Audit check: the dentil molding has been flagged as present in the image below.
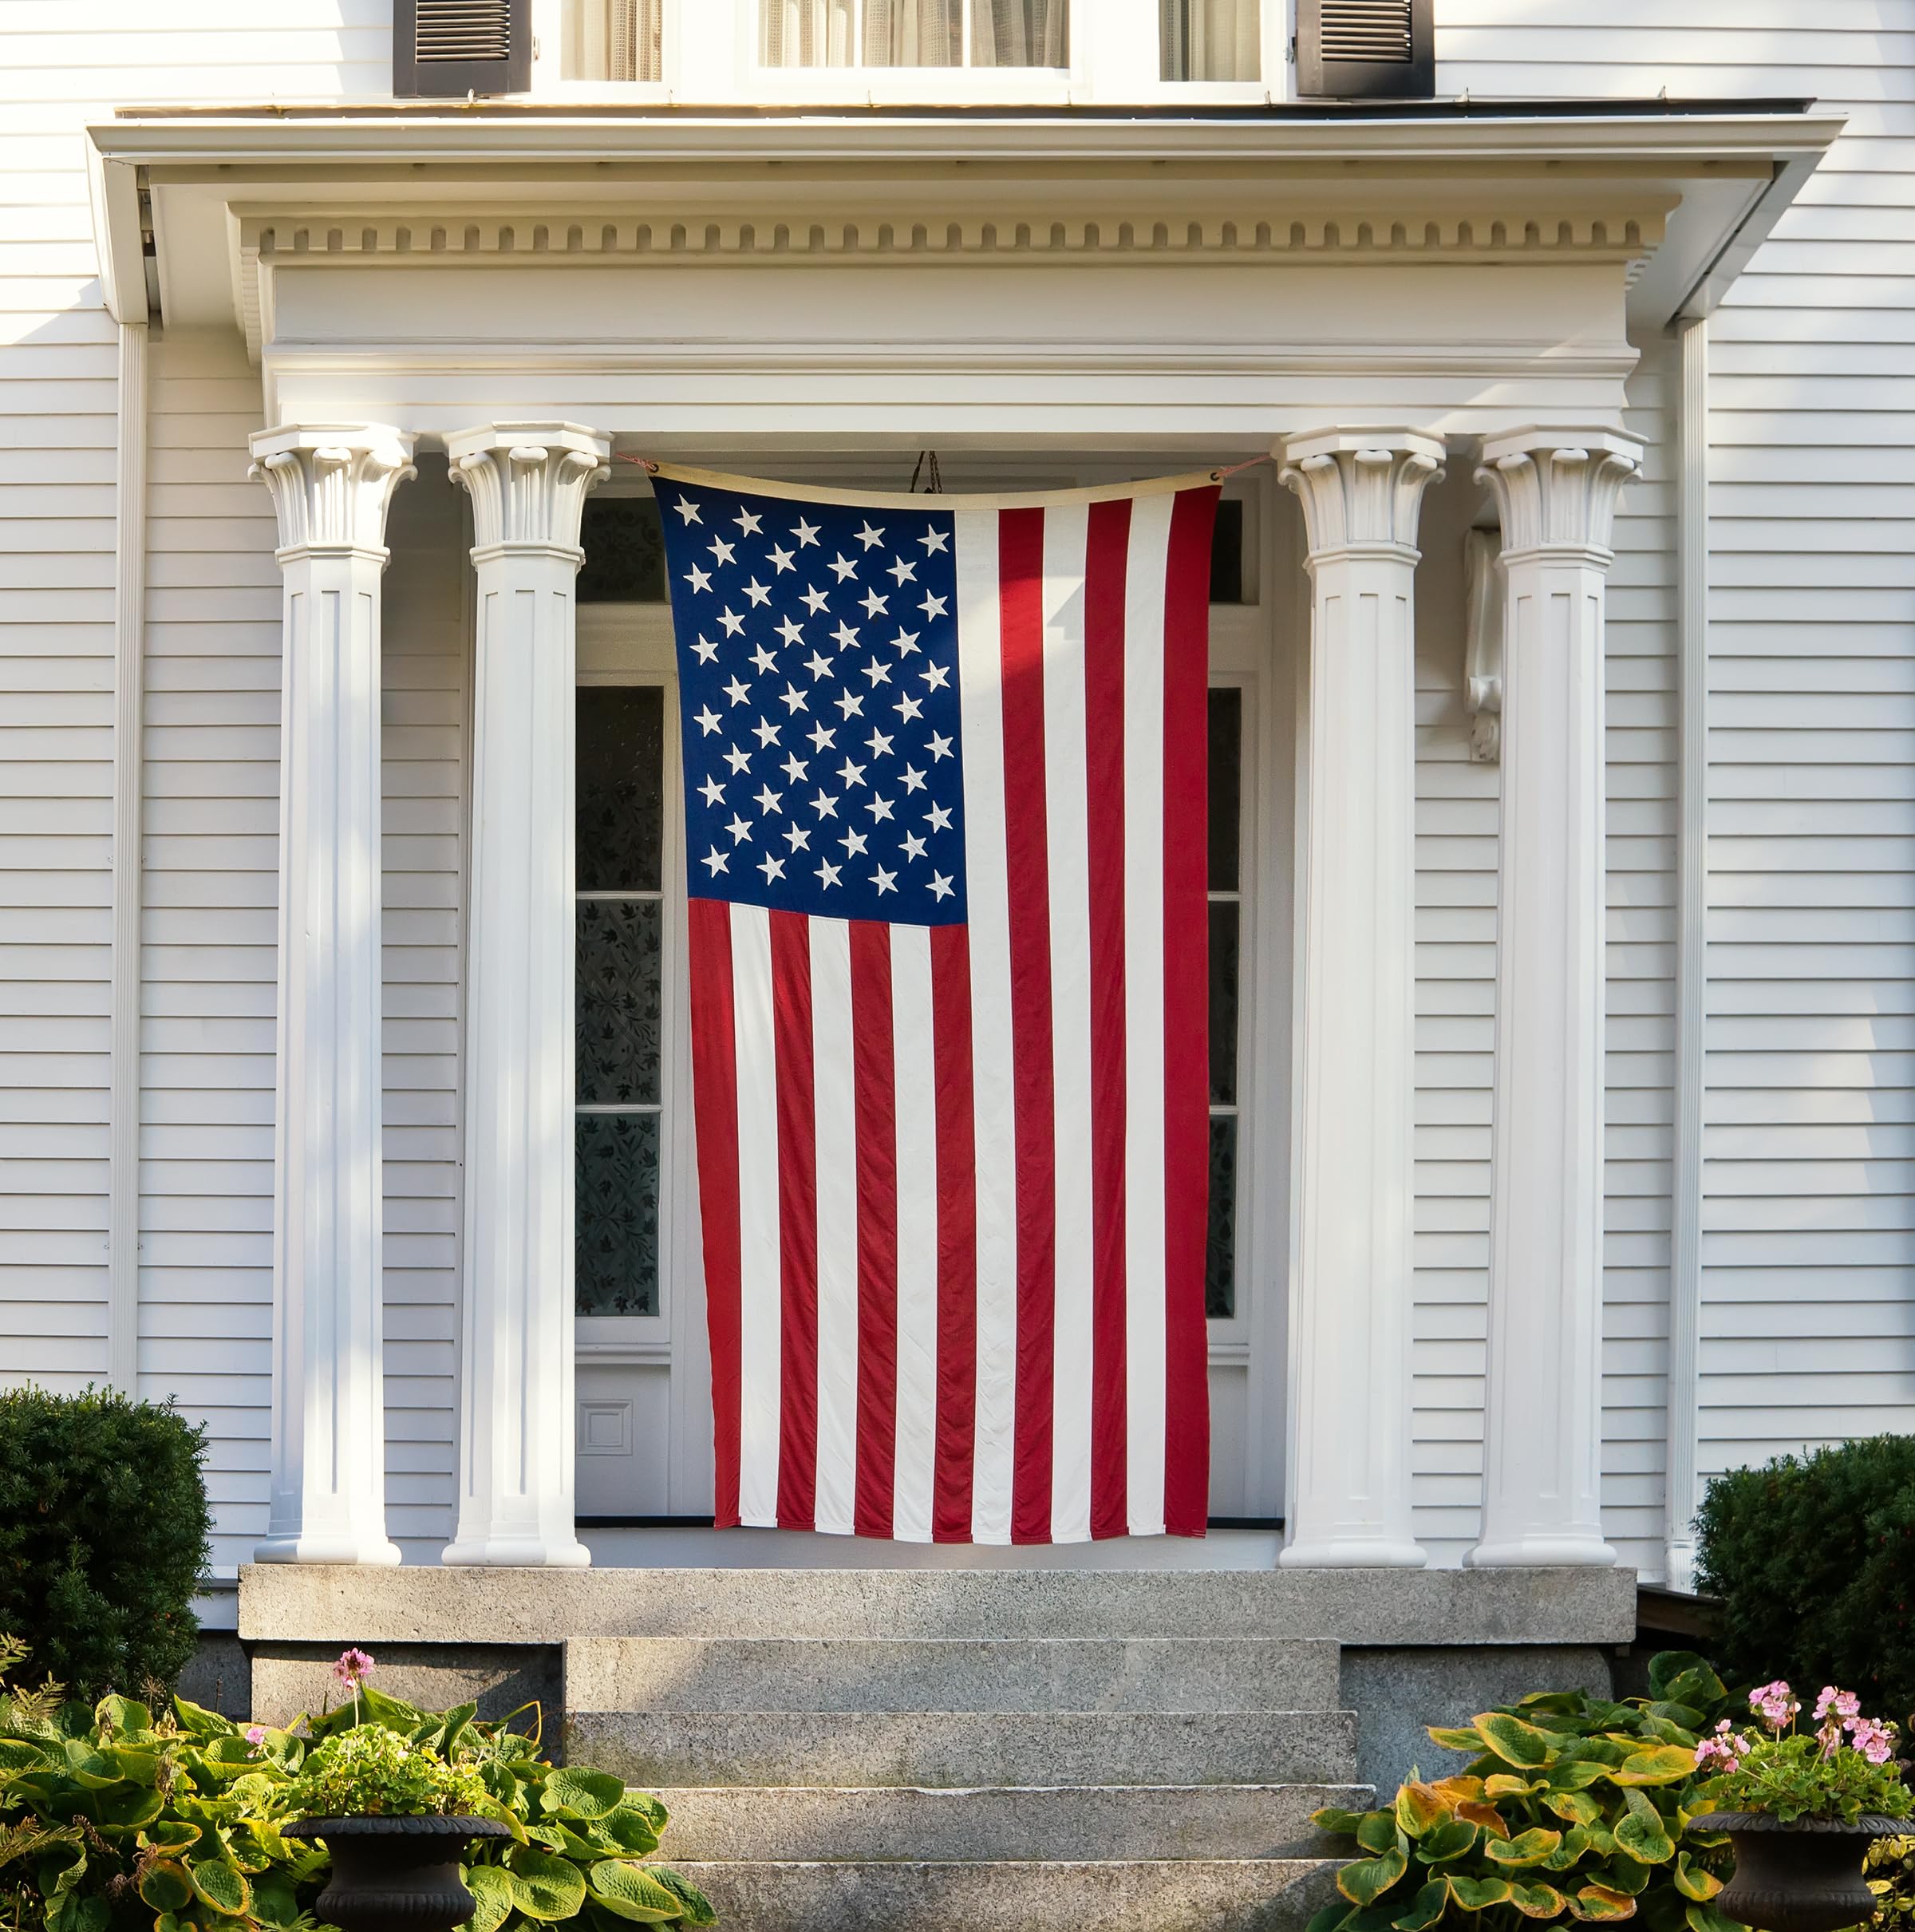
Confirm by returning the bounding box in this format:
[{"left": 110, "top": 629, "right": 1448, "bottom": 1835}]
[
  {"left": 247, "top": 424, "right": 417, "bottom": 556},
  {"left": 1475, "top": 426, "right": 1643, "bottom": 560}
]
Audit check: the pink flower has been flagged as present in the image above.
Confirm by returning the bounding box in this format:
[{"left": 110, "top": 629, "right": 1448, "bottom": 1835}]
[
  {"left": 1850, "top": 1716, "right": 1898, "bottom": 1766},
  {"left": 1814, "top": 1686, "right": 1861, "bottom": 1724},
  {"left": 244, "top": 1725, "right": 267, "bottom": 1746},
  {"left": 1697, "top": 1720, "right": 1753, "bottom": 1769},
  {"left": 332, "top": 1648, "right": 375, "bottom": 1689},
  {"left": 1750, "top": 1681, "right": 1799, "bottom": 1732}
]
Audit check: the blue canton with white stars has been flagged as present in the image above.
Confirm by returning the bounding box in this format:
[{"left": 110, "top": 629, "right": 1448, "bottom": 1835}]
[{"left": 657, "top": 477, "right": 967, "bottom": 926}]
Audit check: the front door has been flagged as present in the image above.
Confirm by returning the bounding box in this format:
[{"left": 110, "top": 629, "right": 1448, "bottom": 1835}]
[{"left": 568, "top": 460, "right": 1293, "bottom": 1549}]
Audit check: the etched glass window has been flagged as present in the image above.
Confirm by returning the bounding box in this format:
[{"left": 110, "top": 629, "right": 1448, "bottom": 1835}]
[
  {"left": 576, "top": 685, "right": 666, "bottom": 1316},
  {"left": 1207, "top": 684, "right": 1243, "bottom": 1320}
]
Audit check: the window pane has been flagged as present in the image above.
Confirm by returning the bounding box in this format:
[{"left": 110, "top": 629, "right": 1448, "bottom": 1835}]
[
  {"left": 761, "top": 0, "right": 855, "bottom": 64},
  {"left": 1209, "top": 498, "right": 1246, "bottom": 605},
  {"left": 578, "top": 900, "right": 662, "bottom": 1107},
  {"left": 571, "top": 0, "right": 662, "bottom": 79},
  {"left": 865, "top": 0, "right": 961, "bottom": 63},
  {"left": 969, "top": 0, "right": 1067, "bottom": 65},
  {"left": 1206, "top": 1115, "right": 1237, "bottom": 1319},
  {"left": 578, "top": 499, "right": 666, "bottom": 604},
  {"left": 577, "top": 1112, "right": 660, "bottom": 1316},
  {"left": 1209, "top": 899, "right": 1238, "bottom": 1107},
  {"left": 1161, "top": 0, "right": 1259, "bottom": 79},
  {"left": 1207, "top": 686, "right": 1242, "bottom": 891},
  {"left": 577, "top": 685, "right": 664, "bottom": 892}
]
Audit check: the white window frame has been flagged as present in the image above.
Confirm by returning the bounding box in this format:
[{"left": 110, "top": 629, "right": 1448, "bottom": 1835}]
[{"left": 530, "top": 0, "right": 1288, "bottom": 101}]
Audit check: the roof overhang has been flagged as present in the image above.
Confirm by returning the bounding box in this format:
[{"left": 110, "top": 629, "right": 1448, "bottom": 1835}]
[{"left": 88, "top": 102, "right": 1842, "bottom": 353}]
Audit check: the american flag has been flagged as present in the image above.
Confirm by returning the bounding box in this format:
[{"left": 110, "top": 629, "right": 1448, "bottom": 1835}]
[{"left": 654, "top": 464, "right": 1217, "bottom": 1543}]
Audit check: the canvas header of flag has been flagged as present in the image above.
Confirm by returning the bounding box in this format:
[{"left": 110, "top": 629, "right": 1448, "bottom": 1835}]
[{"left": 653, "top": 463, "right": 1217, "bottom": 1543}]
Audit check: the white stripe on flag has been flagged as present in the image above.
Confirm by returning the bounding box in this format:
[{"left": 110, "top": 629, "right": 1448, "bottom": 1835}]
[
  {"left": 1041, "top": 503, "right": 1095, "bottom": 1543},
  {"left": 810, "top": 915, "right": 859, "bottom": 1537},
  {"left": 1122, "top": 494, "right": 1172, "bottom": 1535},
  {"left": 890, "top": 922, "right": 938, "bottom": 1543},
  {"left": 954, "top": 508, "right": 1017, "bottom": 1545},
  {"left": 731, "top": 902, "right": 783, "bottom": 1529}
]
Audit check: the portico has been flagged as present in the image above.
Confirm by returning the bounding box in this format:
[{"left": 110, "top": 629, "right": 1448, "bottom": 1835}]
[{"left": 87, "top": 99, "right": 1835, "bottom": 1574}]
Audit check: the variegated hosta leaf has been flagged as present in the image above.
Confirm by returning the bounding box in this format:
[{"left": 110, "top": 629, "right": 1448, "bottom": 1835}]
[
  {"left": 1508, "top": 1881, "right": 1570, "bottom": 1918},
  {"left": 1337, "top": 1840, "right": 1411, "bottom": 1907},
  {"left": 1473, "top": 1714, "right": 1560, "bottom": 1770},
  {"left": 589, "top": 1860, "right": 696, "bottom": 1924},
  {"left": 1390, "top": 1878, "right": 1451, "bottom": 1930},
  {"left": 1567, "top": 1883, "right": 1637, "bottom": 1922},
  {"left": 1415, "top": 1820, "right": 1479, "bottom": 1864},
  {"left": 1427, "top": 1726, "right": 1487, "bottom": 1753},
  {"left": 1356, "top": 1813, "right": 1399, "bottom": 1855},
  {"left": 1613, "top": 1792, "right": 1676, "bottom": 1865},
  {"left": 507, "top": 1846, "right": 589, "bottom": 1921},
  {"left": 1483, "top": 1827, "right": 1564, "bottom": 1870},
  {"left": 1447, "top": 1875, "right": 1514, "bottom": 1911},
  {"left": 1611, "top": 1746, "right": 1697, "bottom": 1788},
  {"left": 464, "top": 1863, "right": 515, "bottom": 1932},
  {"left": 1673, "top": 1852, "right": 1723, "bottom": 1902},
  {"left": 1396, "top": 1784, "right": 1450, "bottom": 1837}
]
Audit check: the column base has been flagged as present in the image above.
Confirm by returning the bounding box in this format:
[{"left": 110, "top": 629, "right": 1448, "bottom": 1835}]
[
  {"left": 1279, "top": 1536, "right": 1428, "bottom": 1569},
  {"left": 254, "top": 1531, "right": 402, "bottom": 1567},
  {"left": 441, "top": 1531, "right": 593, "bottom": 1569},
  {"left": 1466, "top": 1533, "right": 1617, "bottom": 1568}
]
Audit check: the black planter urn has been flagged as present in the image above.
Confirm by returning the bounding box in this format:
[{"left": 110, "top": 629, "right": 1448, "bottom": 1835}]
[
  {"left": 284, "top": 1815, "right": 514, "bottom": 1932},
  {"left": 1689, "top": 1811, "right": 1901, "bottom": 1932}
]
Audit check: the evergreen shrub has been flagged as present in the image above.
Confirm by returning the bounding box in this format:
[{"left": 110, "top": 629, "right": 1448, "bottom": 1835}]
[
  {"left": 0, "top": 1386, "right": 211, "bottom": 1700},
  {"left": 1694, "top": 1433, "right": 1915, "bottom": 1727}
]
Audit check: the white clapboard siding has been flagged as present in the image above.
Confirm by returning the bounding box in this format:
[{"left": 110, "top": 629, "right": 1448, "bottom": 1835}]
[{"left": 1440, "top": 4, "right": 1915, "bottom": 1570}]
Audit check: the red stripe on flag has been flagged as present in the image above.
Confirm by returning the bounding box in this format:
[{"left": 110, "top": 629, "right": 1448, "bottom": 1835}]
[
  {"left": 850, "top": 919, "right": 900, "bottom": 1538},
  {"left": 770, "top": 908, "right": 819, "bottom": 1531},
  {"left": 686, "top": 898, "right": 743, "bottom": 1529},
  {"left": 930, "top": 923, "right": 977, "bottom": 1542},
  {"left": 1083, "top": 496, "right": 1133, "bottom": 1541},
  {"left": 997, "top": 504, "right": 1056, "bottom": 1546},
  {"left": 1162, "top": 484, "right": 1219, "bottom": 1536}
]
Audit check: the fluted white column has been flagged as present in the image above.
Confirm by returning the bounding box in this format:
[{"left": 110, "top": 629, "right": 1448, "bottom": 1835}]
[
  {"left": 1468, "top": 426, "right": 1641, "bottom": 1569},
  {"left": 1278, "top": 429, "right": 1445, "bottom": 1568},
  {"left": 250, "top": 425, "right": 416, "bottom": 1565},
  {"left": 442, "top": 423, "right": 610, "bottom": 1568}
]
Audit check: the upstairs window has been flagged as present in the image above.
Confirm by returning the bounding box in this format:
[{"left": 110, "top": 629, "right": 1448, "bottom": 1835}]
[
  {"left": 1160, "top": 0, "right": 1258, "bottom": 80},
  {"left": 568, "top": 0, "right": 662, "bottom": 79},
  {"left": 760, "top": 0, "right": 1067, "bottom": 67}
]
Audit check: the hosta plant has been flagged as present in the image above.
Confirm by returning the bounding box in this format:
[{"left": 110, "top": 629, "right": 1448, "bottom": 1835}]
[
  {"left": 0, "top": 1638, "right": 714, "bottom": 1932},
  {"left": 1309, "top": 1652, "right": 1740, "bottom": 1932}
]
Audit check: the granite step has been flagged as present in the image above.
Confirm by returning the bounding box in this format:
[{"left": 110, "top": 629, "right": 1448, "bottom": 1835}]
[
  {"left": 572, "top": 1707, "right": 1359, "bottom": 1788},
  {"left": 663, "top": 1856, "right": 1347, "bottom": 1931},
  {"left": 567, "top": 1635, "right": 1342, "bottom": 1713},
  {"left": 650, "top": 1782, "right": 1370, "bottom": 1862}
]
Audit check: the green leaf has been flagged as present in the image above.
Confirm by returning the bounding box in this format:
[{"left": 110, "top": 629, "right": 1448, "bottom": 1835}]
[
  {"left": 1546, "top": 1789, "right": 1606, "bottom": 1827},
  {"left": 1337, "top": 1841, "right": 1411, "bottom": 1908},
  {"left": 466, "top": 1864, "right": 516, "bottom": 1932},
  {"left": 594, "top": 1808, "right": 661, "bottom": 1858},
  {"left": 188, "top": 1859, "right": 251, "bottom": 1918},
  {"left": 1568, "top": 1884, "right": 1638, "bottom": 1922},
  {"left": 1483, "top": 1827, "right": 1565, "bottom": 1870},
  {"left": 547, "top": 1767, "right": 630, "bottom": 1822},
  {"left": 1613, "top": 1793, "right": 1676, "bottom": 1866},
  {"left": 1391, "top": 1879, "right": 1451, "bottom": 1931},
  {"left": 1603, "top": 1859, "right": 1652, "bottom": 1898},
  {"left": 1447, "top": 1875, "right": 1514, "bottom": 1912},
  {"left": 1356, "top": 1813, "right": 1399, "bottom": 1855},
  {"left": 249, "top": 1873, "right": 300, "bottom": 1929},
  {"left": 1611, "top": 1747, "right": 1696, "bottom": 1789},
  {"left": 169, "top": 1699, "right": 236, "bottom": 1740},
  {"left": 95, "top": 1697, "right": 154, "bottom": 1737},
  {"left": 508, "top": 1847, "right": 589, "bottom": 1921},
  {"left": 138, "top": 1862, "right": 194, "bottom": 1912},
  {"left": 1683, "top": 1906, "right": 1742, "bottom": 1932},
  {"left": 140, "top": 1822, "right": 202, "bottom": 1855},
  {"left": 1672, "top": 1854, "right": 1722, "bottom": 1903},
  {"left": 1474, "top": 1714, "right": 1559, "bottom": 1770},
  {"left": 590, "top": 1860, "right": 697, "bottom": 1924},
  {"left": 1484, "top": 1774, "right": 1545, "bottom": 1800},
  {"left": 1509, "top": 1883, "right": 1570, "bottom": 1919},
  {"left": 1414, "top": 1820, "right": 1479, "bottom": 1864},
  {"left": 642, "top": 1867, "right": 717, "bottom": 1927},
  {"left": 1395, "top": 1784, "right": 1448, "bottom": 1838},
  {"left": 1427, "top": 1726, "right": 1487, "bottom": 1753},
  {"left": 1646, "top": 1654, "right": 1725, "bottom": 1709},
  {"left": 1543, "top": 1825, "right": 1597, "bottom": 1872},
  {"left": 1306, "top": 1907, "right": 1356, "bottom": 1932},
  {"left": 1314, "top": 1808, "right": 1373, "bottom": 1837}
]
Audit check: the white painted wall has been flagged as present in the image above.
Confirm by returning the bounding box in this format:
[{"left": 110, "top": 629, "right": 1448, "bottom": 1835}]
[{"left": 1, "top": 0, "right": 1909, "bottom": 1581}]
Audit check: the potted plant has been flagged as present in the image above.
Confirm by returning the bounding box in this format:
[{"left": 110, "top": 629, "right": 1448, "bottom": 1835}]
[
  {"left": 1690, "top": 1679, "right": 1913, "bottom": 1932},
  {"left": 279, "top": 1652, "right": 512, "bottom": 1932}
]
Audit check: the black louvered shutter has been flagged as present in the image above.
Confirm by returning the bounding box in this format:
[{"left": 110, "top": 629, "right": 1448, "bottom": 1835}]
[
  {"left": 394, "top": 0, "right": 530, "bottom": 97},
  {"left": 1297, "top": 0, "right": 1434, "bottom": 99}
]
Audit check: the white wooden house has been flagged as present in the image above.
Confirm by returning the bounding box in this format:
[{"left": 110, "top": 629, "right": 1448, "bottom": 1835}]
[{"left": 0, "top": 2, "right": 1909, "bottom": 1918}]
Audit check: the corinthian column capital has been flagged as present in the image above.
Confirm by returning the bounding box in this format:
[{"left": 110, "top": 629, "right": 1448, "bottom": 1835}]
[
  {"left": 446, "top": 422, "right": 612, "bottom": 557},
  {"left": 1475, "top": 426, "right": 1643, "bottom": 562},
  {"left": 247, "top": 425, "right": 417, "bottom": 559},
  {"left": 1277, "top": 428, "right": 1447, "bottom": 562}
]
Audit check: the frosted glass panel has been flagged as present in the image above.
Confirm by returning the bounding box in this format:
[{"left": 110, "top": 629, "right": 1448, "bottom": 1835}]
[
  {"left": 969, "top": 0, "right": 1066, "bottom": 65},
  {"left": 1162, "top": 0, "right": 1260, "bottom": 80},
  {"left": 571, "top": 0, "right": 662, "bottom": 79}
]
